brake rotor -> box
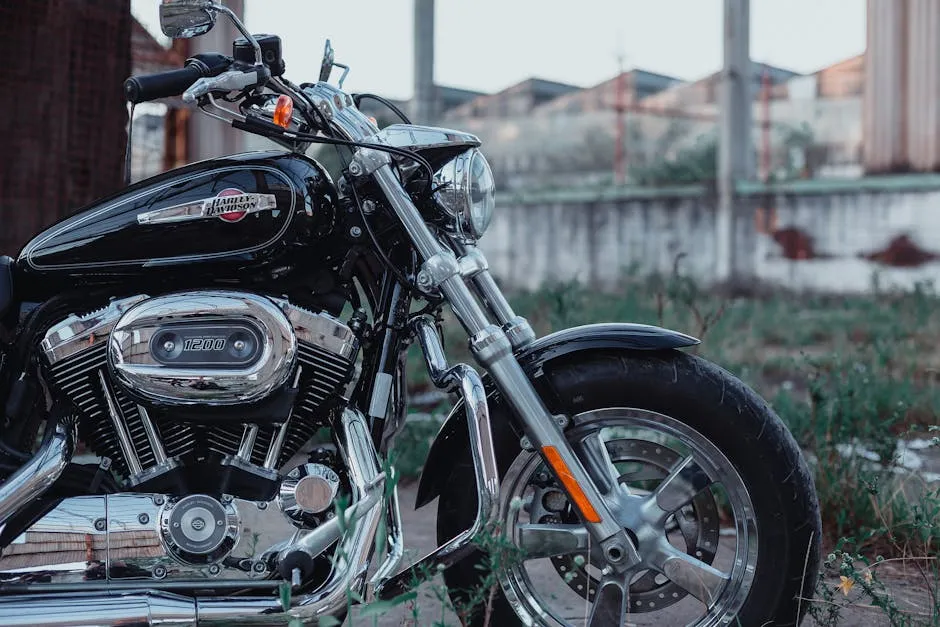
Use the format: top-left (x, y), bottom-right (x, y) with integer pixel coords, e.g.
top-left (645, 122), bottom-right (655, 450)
top-left (529, 438), bottom-right (720, 613)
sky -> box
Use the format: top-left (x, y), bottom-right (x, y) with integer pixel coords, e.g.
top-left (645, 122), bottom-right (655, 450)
top-left (132, 0), bottom-right (866, 101)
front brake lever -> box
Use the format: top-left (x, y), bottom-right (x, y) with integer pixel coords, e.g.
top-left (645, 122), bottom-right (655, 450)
top-left (183, 66), bottom-right (270, 104)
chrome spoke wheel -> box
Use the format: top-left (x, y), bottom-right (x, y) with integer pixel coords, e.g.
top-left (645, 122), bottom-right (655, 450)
top-left (500, 408), bottom-right (759, 627)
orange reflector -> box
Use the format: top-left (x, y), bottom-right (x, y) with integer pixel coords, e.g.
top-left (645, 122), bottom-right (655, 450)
top-left (541, 446), bottom-right (602, 523)
top-left (273, 94), bottom-right (294, 128)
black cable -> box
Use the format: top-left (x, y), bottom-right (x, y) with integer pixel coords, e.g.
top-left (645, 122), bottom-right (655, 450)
top-left (352, 93), bottom-right (412, 125)
top-left (233, 118), bottom-right (436, 195)
top-left (0, 438), bottom-right (29, 462)
top-left (348, 167), bottom-right (418, 293)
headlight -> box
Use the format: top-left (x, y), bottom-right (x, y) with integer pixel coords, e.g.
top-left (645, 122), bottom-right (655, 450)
top-left (433, 148), bottom-right (495, 239)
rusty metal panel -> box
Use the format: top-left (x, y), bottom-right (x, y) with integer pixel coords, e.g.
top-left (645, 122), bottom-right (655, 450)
top-left (864, 0), bottom-right (908, 173)
top-left (0, 0), bottom-right (131, 256)
top-left (906, 0), bottom-right (940, 171)
top-left (817, 55), bottom-right (865, 98)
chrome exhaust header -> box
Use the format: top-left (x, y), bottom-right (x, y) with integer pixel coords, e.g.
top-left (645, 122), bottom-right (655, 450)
top-left (0, 419), bottom-right (74, 529)
top-left (0, 409), bottom-right (386, 627)
top-left (374, 316), bottom-right (500, 599)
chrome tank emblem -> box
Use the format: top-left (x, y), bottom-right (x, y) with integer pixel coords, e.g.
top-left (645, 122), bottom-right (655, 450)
top-left (108, 291), bottom-right (297, 405)
top-left (136, 188), bottom-right (277, 225)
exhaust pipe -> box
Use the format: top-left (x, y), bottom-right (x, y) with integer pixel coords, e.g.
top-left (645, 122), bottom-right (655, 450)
top-left (0, 411), bottom-right (385, 625)
top-left (0, 420), bottom-right (73, 528)
top-left (0, 592), bottom-right (283, 626)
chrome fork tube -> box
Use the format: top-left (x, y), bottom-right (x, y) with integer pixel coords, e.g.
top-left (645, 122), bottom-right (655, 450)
top-left (454, 242), bottom-right (536, 350)
top-left (371, 164), bottom-right (637, 570)
top-left (0, 420), bottom-right (74, 528)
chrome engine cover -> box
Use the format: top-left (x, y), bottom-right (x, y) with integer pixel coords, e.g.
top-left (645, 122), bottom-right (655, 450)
top-left (108, 291), bottom-right (297, 405)
top-left (0, 493), bottom-right (289, 587)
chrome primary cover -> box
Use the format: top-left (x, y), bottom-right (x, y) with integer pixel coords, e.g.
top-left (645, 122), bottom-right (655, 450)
top-left (108, 291), bottom-right (297, 405)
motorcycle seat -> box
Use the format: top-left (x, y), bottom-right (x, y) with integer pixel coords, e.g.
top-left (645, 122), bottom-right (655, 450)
top-left (0, 256), bottom-right (12, 320)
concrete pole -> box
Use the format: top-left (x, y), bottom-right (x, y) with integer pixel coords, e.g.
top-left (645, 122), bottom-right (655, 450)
top-left (188, 0), bottom-right (245, 162)
top-left (412, 0), bottom-right (436, 124)
top-left (716, 0), bottom-right (753, 286)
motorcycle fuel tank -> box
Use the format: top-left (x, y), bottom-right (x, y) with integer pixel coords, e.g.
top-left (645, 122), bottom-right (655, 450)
top-left (16, 151), bottom-right (336, 296)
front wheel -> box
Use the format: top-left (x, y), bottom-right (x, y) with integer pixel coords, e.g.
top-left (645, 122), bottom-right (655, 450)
top-left (437, 350), bottom-right (820, 626)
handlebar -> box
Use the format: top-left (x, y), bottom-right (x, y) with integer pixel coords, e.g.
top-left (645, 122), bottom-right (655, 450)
top-left (123, 54), bottom-right (234, 104)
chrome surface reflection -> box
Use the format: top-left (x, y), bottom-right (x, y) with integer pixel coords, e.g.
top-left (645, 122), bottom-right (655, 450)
top-left (0, 493), bottom-right (294, 587)
top-left (108, 291), bottom-right (297, 405)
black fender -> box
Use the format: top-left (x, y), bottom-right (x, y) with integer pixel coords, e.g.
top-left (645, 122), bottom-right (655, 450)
top-left (413, 323), bottom-right (699, 508)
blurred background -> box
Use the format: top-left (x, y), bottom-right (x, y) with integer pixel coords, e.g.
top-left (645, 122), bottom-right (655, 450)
top-left (5, 0), bottom-right (940, 293)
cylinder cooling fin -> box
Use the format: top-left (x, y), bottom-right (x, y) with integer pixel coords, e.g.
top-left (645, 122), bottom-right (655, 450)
top-left (40, 291), bottom-right (360, 490)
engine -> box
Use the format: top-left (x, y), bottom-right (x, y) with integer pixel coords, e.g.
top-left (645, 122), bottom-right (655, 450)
top-left (40, 291), bottom-right (359, 500)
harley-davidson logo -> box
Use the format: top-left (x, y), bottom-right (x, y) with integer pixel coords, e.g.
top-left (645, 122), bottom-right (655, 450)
top-left (136, 189), bottom-right (277, 225)
top-left (206, 188), bottom-right (255, 223)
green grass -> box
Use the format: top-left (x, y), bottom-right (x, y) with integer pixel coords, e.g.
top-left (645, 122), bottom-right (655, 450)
top-left (391, 270), bottom-right (940, 623)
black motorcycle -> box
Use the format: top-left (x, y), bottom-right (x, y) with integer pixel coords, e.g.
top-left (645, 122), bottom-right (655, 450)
top-left (0, 2), bottom-right (820, 625)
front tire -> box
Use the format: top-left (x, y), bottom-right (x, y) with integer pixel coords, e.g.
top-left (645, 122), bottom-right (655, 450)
top-left (437, 350), bottom-right (820, 626)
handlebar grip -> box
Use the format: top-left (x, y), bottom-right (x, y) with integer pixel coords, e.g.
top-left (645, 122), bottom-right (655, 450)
top-left (124, 65), bottom-right (206, 104)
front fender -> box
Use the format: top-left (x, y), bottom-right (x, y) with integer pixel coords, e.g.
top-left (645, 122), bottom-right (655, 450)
top-left (413, 323), bottom-right (699, 508)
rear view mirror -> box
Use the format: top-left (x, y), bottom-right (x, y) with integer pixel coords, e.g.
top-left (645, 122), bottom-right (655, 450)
top-left (159, 1), bottom-right (217, 39)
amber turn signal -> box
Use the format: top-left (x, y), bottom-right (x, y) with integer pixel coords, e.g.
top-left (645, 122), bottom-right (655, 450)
top-left (541, 445), bottom-right (602, 523)
top-left (273, 95), bottom-right (294, 129)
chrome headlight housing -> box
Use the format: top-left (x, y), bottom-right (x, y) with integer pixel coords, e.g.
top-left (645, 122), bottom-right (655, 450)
top-left (432, 148), bottom-right (495, 239)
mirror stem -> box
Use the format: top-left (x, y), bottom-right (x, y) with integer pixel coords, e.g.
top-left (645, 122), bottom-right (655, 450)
top-left (213, 4), bottom-right (262, 66)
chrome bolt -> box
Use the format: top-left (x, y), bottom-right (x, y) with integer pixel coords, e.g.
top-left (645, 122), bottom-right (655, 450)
top-left (233, 340), bottom-right (246, 351)
top-left (554, 415), bottom-right (569, 429)
top-left (416, 271), bottom-right (433, 289)
top-left (256, 501), bottom-right (268, 510)
top-left (138, 513), bottom-right (150, 525)
top-left (220, 494), bottom-right (233, 504)
top-left (163, 340), bottom-right (175, 352)
top-left (362, 199), bottom-right (376, 215)
top-left (208, 564), bottom-right (221, 576)
top-left (152, 565), bottom-right (167, 579)
top-left (253, 561), bottom-right (267, 574)
top-left (520, 436), bottom-right (533, 451)
top-left (173, 522), bottom-right (180, 528)
top-left (605, 545), bottom-right (625, 563)
top-left (216, 519), bottom-right (224, 527)
top-left (93, 518), bottom-right (106, 532)
top-left (348, 161), bottom-right (363, 177)
top-left (349, 226), bottom-right (362, 238)
top-left (153, 495), bottom-right (165, 506)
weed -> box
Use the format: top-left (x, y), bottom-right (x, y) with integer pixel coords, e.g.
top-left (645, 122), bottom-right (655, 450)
top-left (388, 267), bottom-right (940, 623)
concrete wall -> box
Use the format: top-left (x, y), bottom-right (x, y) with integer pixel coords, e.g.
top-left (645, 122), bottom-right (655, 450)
top-left (482, 176), bottom-right (940, 293)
